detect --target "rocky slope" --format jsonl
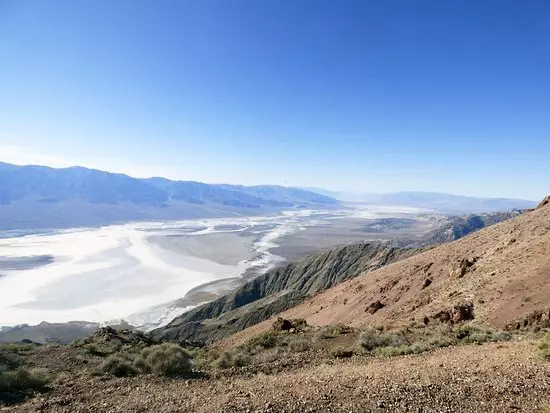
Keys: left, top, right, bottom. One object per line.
{"left": 404, "top": 210, "right": 524, "bottom": 246}
{"left": 152, "top": 243, "right": 423, "bottom": 343}
{"left": 225, "top": 196, "right": 550, "bottom": 346}
{"left": 5, "top": 334, "right": 549, "bottom": 412}
{"left": 152, "top": 209, "right": 524, "bottom": 345}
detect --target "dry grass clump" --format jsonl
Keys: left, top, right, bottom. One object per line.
{"left": 242, "top": 331, "right": 283, "bottom": 353}
{"left": 538, "top": 334, "right": 550, "bottom": 361}
{"left": 288, "top": 338, "right": 310, "bottom": 353}
{"left": 358, "top": 323, "right": 512, "bottom": 357}
{"left": 198, "top": 330, "right": 313, "bottom": 371}
{"left": 99, "top": 354, "right": 138, "bottom": 377}
{"left": 317, "top": 324, "right": 354, "bottom": 339}
{"left": 358, "top": 328, "right": 408, "bottom": 351}
{"left": 97, "top": 343, "right": 192, "bottom": 377}
{"left": 135, "top": 343, "right": 192, "bottom": 376}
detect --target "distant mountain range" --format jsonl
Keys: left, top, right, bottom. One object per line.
{"left": 0, "top": 162, "right": 338, "bottom": 230}
{"left": 300, "top": 188, "right": 536, "bottom": 213}
{"left": 0, "top": 162, "right": 538, "bottom": 230}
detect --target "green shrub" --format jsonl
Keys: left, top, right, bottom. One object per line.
{"left": 330, "top": 347, "right": 354, "bottom": 358}
{"left": 135, "top": 343, "right": 192, "bottom": 376}
{"left": 99, "top": 354, "right": 138, "bottom": 377}
{"left": 538, "top": 334, "right": 550, "bottom": 361}
{"left": 243, "top": 331, "right": 282, "bottom": 353}
{"left": 0, "top": 348, "right": 21, "bottom": 373}
{"left": 455, "top": 325, "right": 511, "bottom": 344}
{"left": 0, "top": 367, "right": 51, "bottom": 404}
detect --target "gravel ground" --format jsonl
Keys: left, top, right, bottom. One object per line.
{"left": 3, "top": 340, "right": 549, "bottom": 413}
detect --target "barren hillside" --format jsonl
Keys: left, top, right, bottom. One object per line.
{"left": 224, "top": 199, "right": 550, "bottom": 346}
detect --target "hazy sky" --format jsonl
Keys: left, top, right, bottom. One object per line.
{"left": 0, "top": 0, "right": 548, "bottom": 200}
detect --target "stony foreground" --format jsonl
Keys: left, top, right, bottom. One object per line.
{"left": 3, "top": 340, "right": 549, "bottom": 413}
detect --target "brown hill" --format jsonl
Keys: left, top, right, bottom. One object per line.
{"left": 224, "top": 196, "right": 550, "bottom": 346}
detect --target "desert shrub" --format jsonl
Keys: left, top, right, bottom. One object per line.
{"left": 455, "top": 325, "right": 511, "bottom": 344}
{"left": 317, "top": 324, "right": 354, "bottom": 339}
{"left": 210, "top": 351, "right": 251, "bottom": 370}
{"left": 287, "top": 338, "right": 310, "bottom": 353}
{"left": 375, "top": 346, "right": 409, "bottom": 357}
{"left": 0, "top": 367, "right": 51, "bottom": 404}
{"left": 0, "top": 348, "right": 21, "bottom": 373}
{"left": 541, "top": 404, "right": 550, "bottom": 413}
{"left": 212, "top": 352, "right": 233, "bottom": 369}
{"left": 232, "top": 352, "right": 252, "bottom": 367}
{"left": 191, "top": 348, "right": 219, "bottom": 370}
{"left": 135, "top": 343, "right": 192, "bottom": 376}
{"left": 538, "top": 334, "right": 550, "bottom": 361}
{"left": 358, "top": 328, "right": 408, "bottom": 351}
{"left": 425, "top": 335, "right": 454, "bottom": 348}
{"left": 99, "top": 354, "right": 138, "bottom": 377}
{"left": 255, "top": 347, "right": 287, "bottom": 364}
{"left": 330, "top": 347, "right": 354, "bottom": 359}
{"left": 82, "top": 342, "right": 122, "bottom": 357}
{"left": 134, "top": 343, "right": 191, "bottom": 376}
{"left": 4, "top": 343, "right": 34, "bottom": 353}
{"left": 242, "top": 331, "right": 283, "bottom": 353}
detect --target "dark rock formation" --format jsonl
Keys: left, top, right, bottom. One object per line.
{"left": 366, "top": 301, "right": 386, "bottom": 314}
{"left": 151, "top": 243, "right": 422, "bottom": 344}
{"left": 432, "top": 302, "right": 475, "bottom": 325}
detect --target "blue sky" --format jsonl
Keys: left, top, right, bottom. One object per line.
{"left": 0, "top": 0, "right": 548, "bottom": 200}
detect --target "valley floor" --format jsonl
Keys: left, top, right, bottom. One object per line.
{"left": 4, "top": 339, "right": 549, "bottom": 413}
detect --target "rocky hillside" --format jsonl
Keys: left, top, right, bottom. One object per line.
{"left": 152, "top": 209, "right": 524, "bottom": 345}
{"left": 404, "top": 210, "right": 524, "bottom": 247}
{"left": 152, "top": 243, "right": 423, "bottom": 343}
{"left": 225, "top": 196, "right": 550, "bottom": 345}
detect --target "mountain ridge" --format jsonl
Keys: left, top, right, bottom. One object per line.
{"left": 0, "top": 162, "right": 338, "bottom": 229}
{"left": 299, "top": 187, "right": 536, "bottom": 213}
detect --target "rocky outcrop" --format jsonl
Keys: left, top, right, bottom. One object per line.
{"left": 449, "top": 257, "right": 477, "bottom": 278}
{"left": 272, "top": 317, "right": 307, "bottom": 332}
{"left": 432, "top": 302, "right": 475, "bottom": 324}
{"left": 537, "top": 196, "right": 550, "bottom": 209}
{"left": 504, "top": 308, "right": 550, "bottom": 330}
{"left": 151, "top": 243, "right": 422, "bottom": 343}
{"left": 365, "top": 300, "right": 385, "bottom": 314}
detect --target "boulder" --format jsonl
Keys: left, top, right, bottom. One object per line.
{"left": 272, "top": 317, "right": 308, "bottom": 332}
{"left": 271, "top": 317, "right": 292, "bottom": 332}
{"left": 366, "top": 300, "right": 386, "bottom": 314}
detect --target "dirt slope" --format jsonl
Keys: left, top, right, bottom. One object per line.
{"left": 224, "top": 198, "right": 550, "bottom": 346}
